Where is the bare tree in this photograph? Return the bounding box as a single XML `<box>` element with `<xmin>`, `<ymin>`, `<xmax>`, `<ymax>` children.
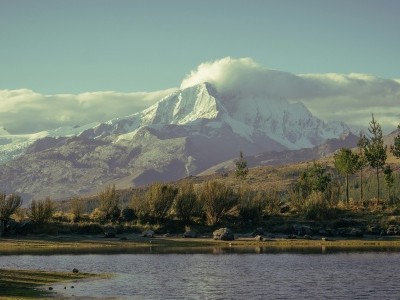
<box><xmin>0</xmin><ymin>192</ymin><xmax>22</xmax><ymax>236</ymax></box>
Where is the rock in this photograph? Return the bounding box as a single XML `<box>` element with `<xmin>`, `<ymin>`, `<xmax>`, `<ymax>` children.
<box><xmin>287</xmin><ymin>234</ymin><xmax>297</xmax><ymax>239</ymax></box>
<box><xmin>49</xmin><ymin>287</ymin><xmax>53</xmax><ymax>290</ymax></box>
<box><xmin>304</xmin><ymin>235</ymin><xmax>312</xmax><ymax>240</ymax></box>
<box><xmin>254</xmin><ymin>235</ymin><xmax>264</xmax><ymax>241</ymax></box>
<box><xmin>321</xmin><ymin>237</ymin><xmax>327</xmax><ymax>241</ymax></box>
<box><xmin>72</xmin><ymin>268</ymin><xmax>79</xmax><ymax>273</ymax></box>
<box><xmin>213</xmin><ymin>228</ymin><xmax>234</xmax><ymax>241</ymax></box>
<box><xmin>183</xmin><ymin>230</ymin><xmax>197</xmax><ymax>238</ymax></box>
<box><xmin>141</xmin><ymin>230</ymin><xmax>154</xmax><ymax>238</ymax></box>
<box><xmin>120</xmin><ymin>237</ymin><xmax>127</xmax><ymax>240</ymax></box>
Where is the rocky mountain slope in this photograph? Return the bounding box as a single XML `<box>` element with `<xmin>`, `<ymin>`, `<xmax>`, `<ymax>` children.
<box><xmin>0</xmin><ymin>82</ymin><xmax>353</xmax><ymax>200</ymax></box>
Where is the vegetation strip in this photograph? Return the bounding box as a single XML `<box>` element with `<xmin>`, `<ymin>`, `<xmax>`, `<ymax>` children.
<box><xmin>0</xmin><ymin>268</ymin><xmax>107</xmax><ymax>299</ymax></box>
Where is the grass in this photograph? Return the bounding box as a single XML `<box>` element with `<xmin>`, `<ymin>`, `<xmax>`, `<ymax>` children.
<box><xmin>0</xmin><ymin>269</ymin><xmax>107</xmax><ymax>299</ymax></box>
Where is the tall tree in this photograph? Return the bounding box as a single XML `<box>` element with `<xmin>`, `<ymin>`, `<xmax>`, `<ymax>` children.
<box><xmin>362</xmin><ymin>114</ymin><xmax>387</xmax><ymax>204</ymax></box>
<box><xmin>0</xmin><ymin>193</ymin><xmax>22</xmax><ymax>236</ymax></box>
<box><xmin>333</xmin><ymin>148</ymin><xmax>359</xmax><ymax>205</ymax></box>
<box><xmin>356</xmin><ymin>134</ymin><xmax>368</xmax><ymax>204</ymax></box>
<box><xmin>235</xmin><ymin>151</ymin><xmax>249</xmax><ymax>180</ymax></box>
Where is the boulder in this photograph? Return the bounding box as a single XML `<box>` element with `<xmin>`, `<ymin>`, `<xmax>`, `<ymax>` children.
<box><xmin>72</xmin><ymin>268</ymin><xmax>79</xmax><ymax>273</ymax></box>
<box><xmin>254</xmin><ymin>235</ymin><xmax>264</xmax><ymax>241</ymax></box>
<box><xmin>183</xmin><ymin>231</ymin><xmax>197</xmax><ymax>238</ymax></box>
<box><xmin>213</xmin><ymin>228</ymin><xmax>234</xmax><ymax>241</ymax></box>
<box><xmin>141</xmin><ymin>230</ymin><xmax>155</xmax><ymax>238</ymax></box>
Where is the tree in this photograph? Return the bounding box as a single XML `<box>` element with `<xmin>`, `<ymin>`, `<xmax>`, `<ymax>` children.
<box><xmin>297</xmin><ymin>162</ymin><xmax>331</xmax><ymax>199</ymax></box>
<box><xmin>198</xmin><ymin>180</ymin><xmax>238</xmax><ymax>225</ymax></box>
<box><xmin>98</xmin><ymin>184</ymin><xmax>120</xmax><ymax>221</ymax></box>
<box><xmin>70</xmin><ymin>196</ymin><xmax>85</xmax><ymax>222</ymax></box>
<box><xmin>356</xmin><ymin>134</ymin><xmax>369</xmax><ymax>204</ymax></box>
<box><xmin>0</xmin><ymin>193</ymin><xmax>22</xmax><ymax>236</ymax></box>
<box><xmin>362</xmin><ymin>114</ymin><xmax>387</xmax><ymax>204</ymax></box>
<box><xmin>384</xmin><ymin>165</ymin><xmax>395</xmax><ymax>200</ymax></box>
<box><xmin>334</xmin><ymin>148</ymin><xmax>359</xmax><ymax>205</ymax></box>
<box><xmin>173</xmin><ymin>180</ymin><xmax>198</xmax><ymax>223</ymax></box>
<box><xmin>391</xmin><ymin>124</ymin><xmax>400</xmax><ymax>159</ymax></box>
<box><xmin>145</xmin><ymin>183</ymin><xmax>178</xmax><ymax>221</ymax></box>
<box><xmin>27</xmin><ymin>198</ymin><xmax>54</xmax><ymax>225</ymax></box>
<box><xmin>235</xmin><ymin>151</ymin><xmax>248</xmax><ymax>180</ymax></box>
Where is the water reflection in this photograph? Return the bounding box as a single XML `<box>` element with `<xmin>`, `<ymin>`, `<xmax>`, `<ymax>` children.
<box><xmin>1</xmin><ymin>245</ymin><xmax>400</xmax><ymax>255</ymax></box>
<box><xmin>2</xmin><ymin>252</ymin><xmax>400</xmax><ymax>299</ymax></box>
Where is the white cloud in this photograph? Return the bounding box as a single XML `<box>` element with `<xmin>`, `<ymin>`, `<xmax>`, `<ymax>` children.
<box><xmin>181</xmin><ymin>57</ymin><xmax>400</xmax><ymax>133</ymax></box>
<box><xmin>2</xmin><ymin>57</ymin><xmax>399</xmax><ymax>135</ymax></box>
<box><xmin>0</xmin><ymin>89</ymin><xmax>175</xmax><ymax>134</ymax></box>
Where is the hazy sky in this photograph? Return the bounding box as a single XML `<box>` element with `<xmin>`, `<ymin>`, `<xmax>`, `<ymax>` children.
<box><xmin>0</xmin><ymin>0</ymin><xmax>399</xmax><ymax>134</ymax></box>
<box><xmin>1</xmin><ymin>0</ymin><xmax>399</xmax><ymax>93</ymax></box>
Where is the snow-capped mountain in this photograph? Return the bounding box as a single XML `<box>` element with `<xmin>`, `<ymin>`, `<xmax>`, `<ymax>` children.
<box><xmin>80</xmin><ymin>82</ymin><xmax>350</xmax><ymax>148</ymax></box>
<box><xmin>0</xmin><ymin>82</ymin><xmax>353</xmax><ymax>200</ymax></box>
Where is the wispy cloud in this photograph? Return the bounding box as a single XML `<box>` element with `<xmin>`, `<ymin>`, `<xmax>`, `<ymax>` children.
<box><xmin>0</xmin><ymin>89</ymin><xmax>176</xmax><ymax>134</ymax></box>
<box><xmin>181</xmin><ymin>57</ymin><xmax>400</xmax><ymax>132</ymax></box>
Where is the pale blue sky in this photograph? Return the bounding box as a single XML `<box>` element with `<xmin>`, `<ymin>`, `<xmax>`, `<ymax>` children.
<box><xmin>0</xmin><ymin>0</ymin><xmax>399</xmax><ymax>94</ymax></box>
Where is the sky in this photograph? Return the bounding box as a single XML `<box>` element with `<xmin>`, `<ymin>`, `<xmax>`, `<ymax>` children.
<box><xmin>0</xmin><ymin>0</ymin><xmax>399</xmax><ymax>133</ymax></box>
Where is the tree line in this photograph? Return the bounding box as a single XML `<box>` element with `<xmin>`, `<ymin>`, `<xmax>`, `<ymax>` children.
<box><xmin>1</xmin><ymin>115</ymin><xmax>400</xmax><ymax>236</ymax></box>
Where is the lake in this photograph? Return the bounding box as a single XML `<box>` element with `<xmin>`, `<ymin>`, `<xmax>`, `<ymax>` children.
<box><xmin>1</xmin><ymin>248</ymin><xmax>400</xmax><ymax>299</ymax></box>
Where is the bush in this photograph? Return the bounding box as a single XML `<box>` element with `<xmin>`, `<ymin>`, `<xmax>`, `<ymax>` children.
<box><xmin>27</xmin><ymin>198</ymin><xmax>55</xmax><ymax>225</ymax></box>
<box><xmin>97</xmin><ymin>184</ymin><xmax>120</xmax><ymax>221</ymax></box>
<box><xmin>173</xmin><ymin>181</ymin><xmax>198</xmax><ymax>222</ymax></box>
<box><xmin>120</xmin><ymin>208</ymin><xmax>136</xmax><ymax>222</ymax></box>
<box><xmin>198</xmin><ymin>180</ymin><xmax>238</xmax><ymax>225</ymax></box>
<box><xmin>237</xmin><ymin>187</ymin><xmax>264</xmax><ymax>225</ymax></box>
<box><xmin>301</xmin><ymin>191</ymin><xmax>336</xmax><ymax>220</ymax></box>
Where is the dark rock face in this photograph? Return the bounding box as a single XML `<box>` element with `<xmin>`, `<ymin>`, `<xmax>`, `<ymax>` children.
<box><xmin>72</xmin><ymin>268</ymin><xmax>79</xmax><ymax>273</ymax></box>
<box><xmin>213</xmin><ymin>228</ymin><xmax>234</xmax><ymax>241</ymax></box>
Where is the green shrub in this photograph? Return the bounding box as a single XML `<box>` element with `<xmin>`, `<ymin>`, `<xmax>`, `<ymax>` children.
<box><xmin>301</xmin><ymin>191</ymin><xmax>335</xmax><ymax>220</ymax></box>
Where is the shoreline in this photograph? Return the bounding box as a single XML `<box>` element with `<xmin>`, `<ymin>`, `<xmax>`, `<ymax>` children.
<box><xmin>0</xmin><ymin>268</ymin><xmax>107</xmax><ymax>299</ymax></box>
<box><xmin>2</xmin><ymin>234</ymin><xmax>400</xmax><ymax>254</ymax></box>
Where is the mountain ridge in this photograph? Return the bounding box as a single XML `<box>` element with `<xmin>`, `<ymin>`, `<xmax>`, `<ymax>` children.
<box><xmin>0</xmin><ymin>82</ymin><xmax>356</xmax><ymax>200</ymax></box>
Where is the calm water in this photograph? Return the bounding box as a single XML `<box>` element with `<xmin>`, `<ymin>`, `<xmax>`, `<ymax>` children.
<box><xmin>1</xmin><ymin>250</ymin><xmax>400</xmax><ymax>299</ymax></box>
